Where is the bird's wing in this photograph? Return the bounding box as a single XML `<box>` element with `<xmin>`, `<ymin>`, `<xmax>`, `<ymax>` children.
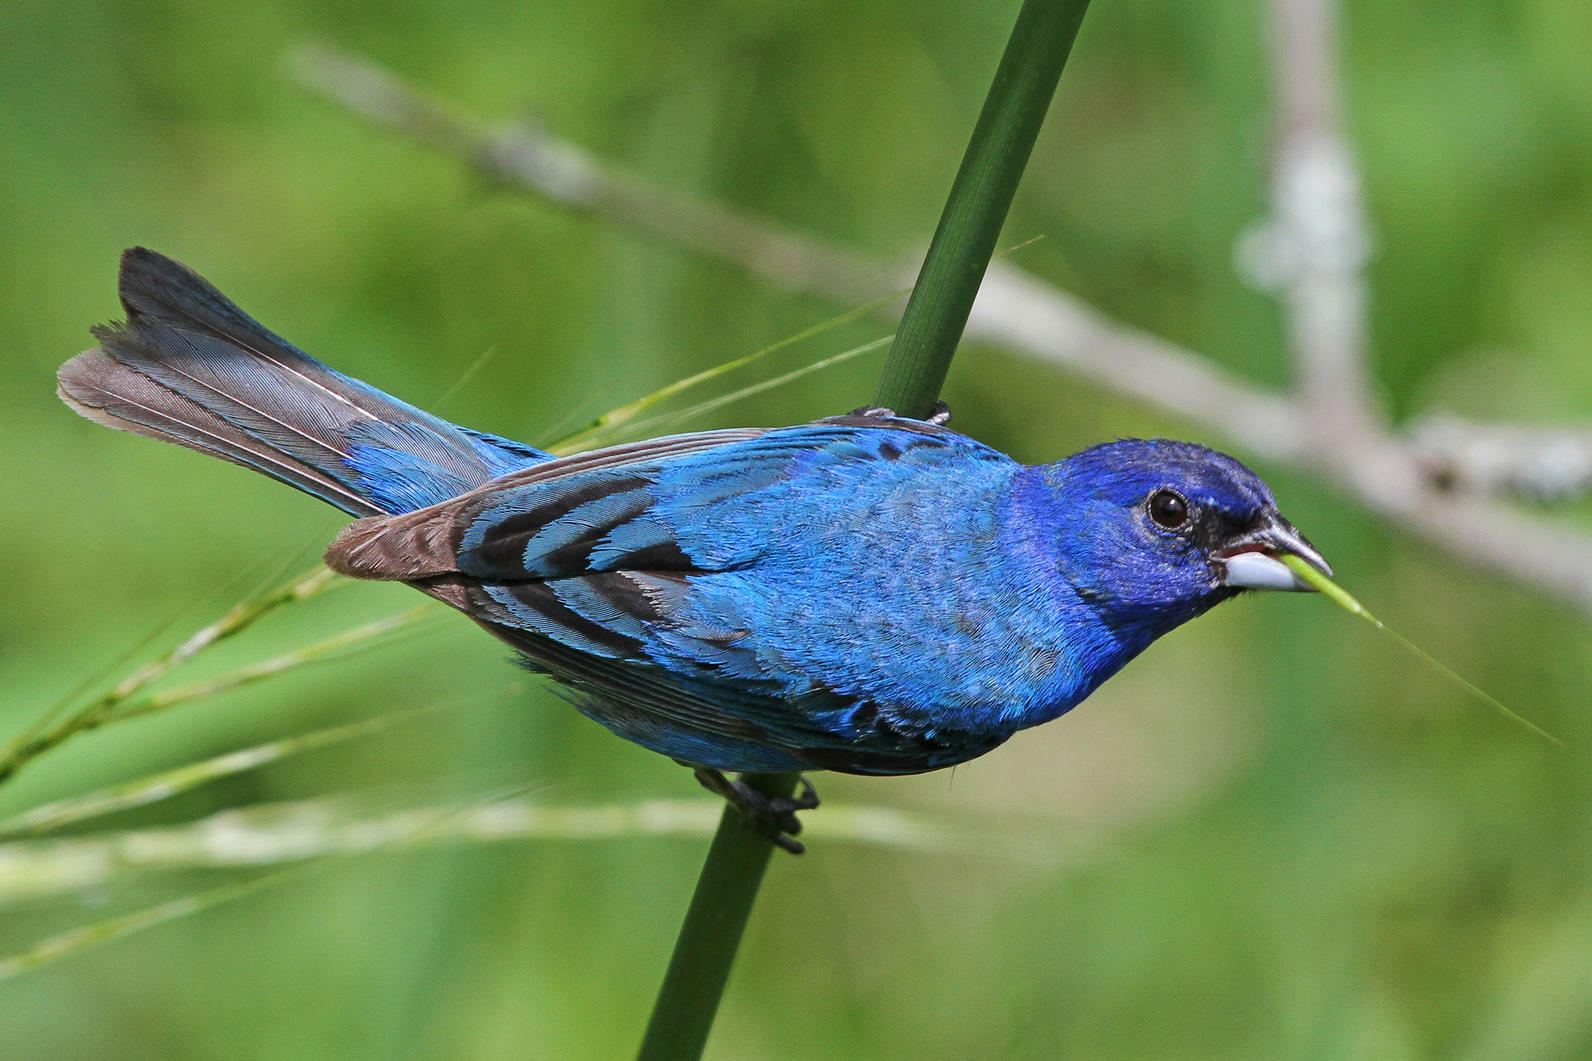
<box><xmin>324</xmin><ymin>425</ymin><xmax>775</xmax><ymax>579</ymax></box>
<box><xmin>452</xmin><ymin>416</ymin><xmax>978</xmax><ymax>580</ymax></box>
<box><xmin>326</xmin><ymin>415</ymin><xmax>969</xmax><ymax>583</ymax></box>
<box><xmin>324</xmin><ymin>417</ymin><xmax>1002</xmax><ymax>771</ymax></box>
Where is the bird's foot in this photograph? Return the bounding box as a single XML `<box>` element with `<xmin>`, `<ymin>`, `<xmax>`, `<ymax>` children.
<box><xmin>847</xmin><ymin>401</ymin><xmax>951</xmax><ymax>426</ymax></box>
<box><xmin>692</xmin><ymin>768</ymin><xmax>820</xmax><ymax>854</ymax></box>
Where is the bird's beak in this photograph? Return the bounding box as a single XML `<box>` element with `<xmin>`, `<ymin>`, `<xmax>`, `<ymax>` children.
<box><xmin>1215</xmin><ymin>515</ymin><xmax>1332</xmax><ymax>592</ymax></box>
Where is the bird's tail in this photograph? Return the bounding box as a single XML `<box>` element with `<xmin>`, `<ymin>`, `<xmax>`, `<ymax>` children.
<box><xmin>58</xmin><ymin>248</ymin><xmax>549</xmax><ymax>517</ymax></box>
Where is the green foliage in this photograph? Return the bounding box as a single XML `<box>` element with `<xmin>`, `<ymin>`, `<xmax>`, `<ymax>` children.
<box><xmin>2</xmin><ymin>1</ymin><xmax>1591</xmax><ymax>1058</ymax></box>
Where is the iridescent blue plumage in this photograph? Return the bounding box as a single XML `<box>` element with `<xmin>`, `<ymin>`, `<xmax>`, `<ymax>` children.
<box><xmin>59</xmin><ymin>249</ymin><xmax>1330</xmax><ymax>790</ymax></box>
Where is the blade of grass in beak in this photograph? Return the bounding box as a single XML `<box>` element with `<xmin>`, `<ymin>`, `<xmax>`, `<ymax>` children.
<box><xmin>1280</xmin><ymin>554</ymin><xmax>1562</xmax><ymax>746</ymax></box>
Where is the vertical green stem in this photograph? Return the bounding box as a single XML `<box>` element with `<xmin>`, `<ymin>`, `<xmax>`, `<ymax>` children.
<box><xmin>874</xmin><ymin>0</ymin><xmax>1093</xmax><ymax>417</ymax></box>
<box><xmin>637</xmin><ymin>773</ymin><xmax>797</xmax><ymax>1061</ymax></box>
<box><xmin>639</xmin><ymin>2</ymin><xmax>1092</xmax><ymax>1058</ymax></box>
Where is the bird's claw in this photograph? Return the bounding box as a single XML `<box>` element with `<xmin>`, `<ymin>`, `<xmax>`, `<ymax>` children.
<box><xmin>846</xmin><ymin>401</ymin><xmax>951</xmax><ymax>426</ymax></box>
<box><xmin>692</xmin><ymin>768</ymin><xmax>820</xmax><ymax>854</ymax></box>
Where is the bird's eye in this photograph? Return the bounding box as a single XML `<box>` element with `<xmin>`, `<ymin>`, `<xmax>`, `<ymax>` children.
<box><xmin>1147</xmin><ymin>488</ymin><xmax>1189</xmax><ymax>529</ymax></box>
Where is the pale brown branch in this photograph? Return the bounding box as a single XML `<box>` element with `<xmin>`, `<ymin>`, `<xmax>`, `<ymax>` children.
<box><xmin>1251</xmin><ymin>0</ymin><xmax>1383</xmax><ymax>447</ymax></box>
<box><xmin>1410</xmin><ymin>415</ymin><xmax>1592</xmax><ymax>502</ymax></box>
<box><xmin>288</xmin><ymin>44</ymin><xmax>892</xmax><ymax>303</ymax></box>
<box><xmin>0</xmin><ymin>795</ymin><xmax>1069</xmax><ymax>904</ymax></box>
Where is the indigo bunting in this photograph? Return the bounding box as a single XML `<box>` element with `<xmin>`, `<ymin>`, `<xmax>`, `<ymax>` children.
<box><xmin>59</xmin><ymin>249</ymin><xmax>1329</xmax><ymax>850</ymax></box>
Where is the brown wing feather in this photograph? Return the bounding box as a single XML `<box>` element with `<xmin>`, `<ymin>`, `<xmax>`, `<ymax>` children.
<box><xmin>324</xmin><ymin>426</ymin><xmax>771</xmax><ymax>581</ymax></box>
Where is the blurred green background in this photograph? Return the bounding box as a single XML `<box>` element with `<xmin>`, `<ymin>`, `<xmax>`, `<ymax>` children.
<box><xmin>4</xmin><ymin>0</ymin><xmax>1591</xmax><ymax>1058</ymax></box>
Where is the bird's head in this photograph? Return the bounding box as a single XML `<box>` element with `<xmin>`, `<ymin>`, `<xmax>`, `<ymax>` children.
<box><xmin>1030</xmin><ymin>439</ymin><xmax>1331</xmax><ymax>634</ymax></box>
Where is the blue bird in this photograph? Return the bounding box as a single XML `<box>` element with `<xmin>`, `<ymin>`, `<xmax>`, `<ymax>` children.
<box><xmin>59</xmin><ymin>249</ymin><xmax>1330</xmax><ymax>851</ymax></box>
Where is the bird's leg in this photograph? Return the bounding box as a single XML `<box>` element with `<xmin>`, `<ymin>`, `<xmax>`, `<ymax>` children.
<box><xmin>690</xmin><ymin>767</ymin><xmax>820</xmax><ymax>855</ymax></box>
<box><xmin>846</xmin><ymin>401</ymin><xmax>952</xmax><ymax>425</ymax></box>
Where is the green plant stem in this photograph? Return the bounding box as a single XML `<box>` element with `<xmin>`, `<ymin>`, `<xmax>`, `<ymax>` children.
<box><xmin>0</xmin><ymin>565</ymin><xmax>340</xmax><ymax>786</ymax></box>
<box><xmin>637</xmin><ymin>772</ymin><xmax>798</xmax><ymax>1061</ymax></box>
<box><xmin>640</xmin><ymin>3</ymin><xmax>1092</xmax><ymax>1058</ymax></box>
<box><xmin>873</xmin><ymin>0</ymin><xmax>1093</xmax><ymax>417</ymax></box>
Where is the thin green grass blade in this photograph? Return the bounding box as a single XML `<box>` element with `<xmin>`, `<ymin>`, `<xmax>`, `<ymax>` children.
<box><xmin>0</xmin><ymin>786</ymin><xmax>530</xmax><ymax>976</ymax></box>
<box><xmin>565</xmin><ymin>237</ymin><xmax>1044</xmax><ymax>452</ymax></box>
<box><xmin>0</xmin><ymin>708</ymin><xmax>434</xmax><ymax>839</ymax></box>
<box><xmin>107</xmin><ymin>605</ymin><xmax>436</xmax><ymax>725</ymax></box>
<box><xmin>3</xmin><ymin>545</ymin><xmax>326</xmax><ymax>768</ymax></box>
<box><xmin>0</xmin><ymin>566</ymin><xmax>347</xmax><ymax>785</ymax></box>
<box><xmin>618</xmin><ymin>336</ymin><xmax>893</xmax><ymax>439</ymax></box>
<box><xmin>1280</xmin><ymin>554</ymin><xmax>1562</xmax><ymax>746</ymax></box>
<box><xmin>0</xmin><ymin>871</ymin><xmax>298</xmax><ymax>982</ymax></box>
<box><xmin>431</xmin><ymin>341</ymin><xmax>503</xmax><ymax>412</ymax></box>
<box><xmin>0</xmin><ymin>597</ymin><xmax>423</xmax><ymax>789</ymax></box>
<box><xmin>553</xmin><ymin>290</ymin><xmax>908</xmax><ymax>453</ymax></box>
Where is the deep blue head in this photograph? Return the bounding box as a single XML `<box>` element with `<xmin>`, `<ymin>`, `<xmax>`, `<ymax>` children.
<box><xmin>1023</xmin><ymin>438</ymin><xmax>1329</xmax><ymax>640</ymax></box>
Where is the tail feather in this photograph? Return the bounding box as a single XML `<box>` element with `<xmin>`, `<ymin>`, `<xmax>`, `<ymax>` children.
<box><xmin>60</xmin><ymin>343</ymin><xmax>380</xmax><ymax>513</ymax></box>
<box><xmin>58</xmin><ymin>248</ymin><xmax>548</xmax><ymax>516</ymax></box>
